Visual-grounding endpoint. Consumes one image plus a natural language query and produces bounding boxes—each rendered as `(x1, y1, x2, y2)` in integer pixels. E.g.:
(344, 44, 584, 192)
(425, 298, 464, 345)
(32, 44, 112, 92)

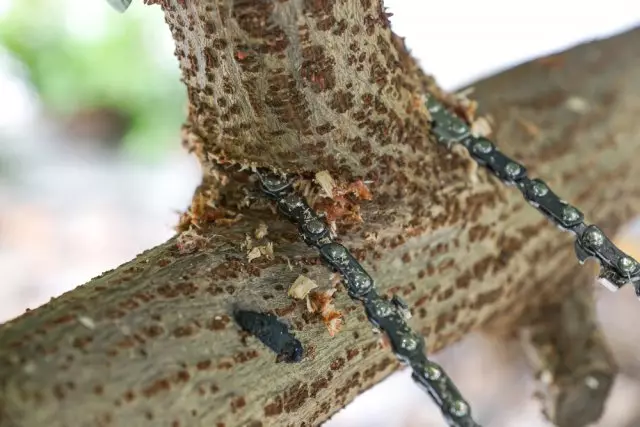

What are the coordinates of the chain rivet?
(562, 206, 581, 222)
(371, 300, 393, 317)
(305, 219, 325, 235)
(450, 400, 469, 417)
(504, 162, 521, 178)
(531, 181, 549, 197)
(583, 228, 604, 248)
(424, 364, 442, 380)
(400, 335, 418, 351)
(585, 376, 600, 390)
(325, 243, 348, 263)
(472, 139, 492, 154)
(351, 272, 373, 293)
(281, 194, 303, 210)
(618, 256, 637, 273)
(450, 121, 468, 135)
(263, 175, 285, 188)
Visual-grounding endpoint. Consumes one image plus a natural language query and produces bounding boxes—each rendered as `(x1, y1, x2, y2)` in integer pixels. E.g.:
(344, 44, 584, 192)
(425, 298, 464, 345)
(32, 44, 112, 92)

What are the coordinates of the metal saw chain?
(426, 95, 640, 297)
(257, 172, 481, 427)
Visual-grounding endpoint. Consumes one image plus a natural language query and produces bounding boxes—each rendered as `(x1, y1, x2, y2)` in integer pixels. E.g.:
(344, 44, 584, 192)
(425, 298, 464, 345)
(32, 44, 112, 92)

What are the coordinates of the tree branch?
(1, 1, 639, 424)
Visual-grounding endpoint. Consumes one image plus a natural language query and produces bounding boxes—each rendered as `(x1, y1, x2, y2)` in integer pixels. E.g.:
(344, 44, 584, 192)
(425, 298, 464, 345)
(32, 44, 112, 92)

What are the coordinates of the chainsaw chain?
(426, 95, 640, 297)
(257, 171, 481, 427)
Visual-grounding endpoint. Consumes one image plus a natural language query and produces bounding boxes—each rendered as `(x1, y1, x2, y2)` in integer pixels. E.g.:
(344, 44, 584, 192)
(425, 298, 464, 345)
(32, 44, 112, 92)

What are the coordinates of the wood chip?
(471, 116, 493, 137)
(315, 170, 336, 198)
(254, 222, 268, 239)
(176, 228, 207, 254)
(307, 289, 343, 337)
(288, 275, 318, 300)
(247, 247, 262, 262)
(565, 96, 590, 114)
(247, 242, 274, 262)
(516, 117, 541, 138)
(77, 316, 96, 330)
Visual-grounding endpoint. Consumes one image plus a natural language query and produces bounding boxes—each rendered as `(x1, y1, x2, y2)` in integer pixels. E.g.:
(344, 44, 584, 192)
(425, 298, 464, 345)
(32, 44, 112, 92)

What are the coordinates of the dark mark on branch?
(233, 309, 303, 363)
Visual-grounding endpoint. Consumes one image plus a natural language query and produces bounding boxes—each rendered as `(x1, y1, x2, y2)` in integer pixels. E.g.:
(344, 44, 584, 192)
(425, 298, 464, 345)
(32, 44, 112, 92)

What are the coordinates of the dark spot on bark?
(310, 377, 329, 398)
(264, 396, 283, 416)
(329, 90, 354, 113)
(233, 0, 288, 51)
(209, 315, 230, 330)
(301, 45, 335, 92)
(231, 396, 246, 413)
(142, 378, 171, 398)
(346, 348, 359, 360)
(283, 382, 309, 413)
(173, 325, 194, 337)
(197, 360, 212, 370)
(330, 357, 345, 370)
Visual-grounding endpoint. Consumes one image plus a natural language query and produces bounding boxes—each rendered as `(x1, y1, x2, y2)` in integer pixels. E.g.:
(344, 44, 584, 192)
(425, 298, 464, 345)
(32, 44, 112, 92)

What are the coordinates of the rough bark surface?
(0, 0, 639, 425)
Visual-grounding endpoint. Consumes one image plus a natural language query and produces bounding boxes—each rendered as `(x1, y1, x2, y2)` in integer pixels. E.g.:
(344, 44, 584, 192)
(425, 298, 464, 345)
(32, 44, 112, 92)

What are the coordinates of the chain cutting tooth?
(467, 136, 527, 184)
(391, 294, 412, 319)
(575, 225, 640, 291)
(426, 96, 471, 148)
(519, 178, 584, 230)
(257, 171, 293, 198)
(411, 360, 478, 427)
(319, 242, 375, 299)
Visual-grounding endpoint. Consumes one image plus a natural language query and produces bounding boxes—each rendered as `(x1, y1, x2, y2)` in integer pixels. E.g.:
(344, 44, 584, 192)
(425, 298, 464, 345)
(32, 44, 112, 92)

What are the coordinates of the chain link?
(426, 95, 640, 296)
(257, 171, 481, 427)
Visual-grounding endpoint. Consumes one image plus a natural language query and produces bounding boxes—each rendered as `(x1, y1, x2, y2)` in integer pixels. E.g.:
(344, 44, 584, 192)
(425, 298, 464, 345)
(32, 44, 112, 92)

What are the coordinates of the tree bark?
(1, 0, 639, 425)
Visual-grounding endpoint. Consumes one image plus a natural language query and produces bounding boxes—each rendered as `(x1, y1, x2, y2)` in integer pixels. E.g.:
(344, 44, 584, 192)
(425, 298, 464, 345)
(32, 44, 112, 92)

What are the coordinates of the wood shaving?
(450, 87, 478, 123)
(471, 116, 493, 137)
(379, 333, 391, 350)
(242, 234, 253, 251)
(329, 273, 343, 288)
(247, 242, 273, 262)
(565, 96, 590, 114)
(288, 275, 318, 300)
(336, 180, 372, 201)
(315, 170, 336, 198)
(176, 228, 207, 254)
(254, 222, 268, 239)
(77, 316, 95, 330)
(307, 289, 343, 337)
(247, 247, 262, 262)
(363, 231, 379, 242)
(517, 117, 541, 138)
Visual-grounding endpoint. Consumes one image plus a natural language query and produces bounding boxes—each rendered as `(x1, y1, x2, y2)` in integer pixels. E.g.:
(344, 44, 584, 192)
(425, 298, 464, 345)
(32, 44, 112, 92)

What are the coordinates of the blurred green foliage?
(0, 0, 186, 157)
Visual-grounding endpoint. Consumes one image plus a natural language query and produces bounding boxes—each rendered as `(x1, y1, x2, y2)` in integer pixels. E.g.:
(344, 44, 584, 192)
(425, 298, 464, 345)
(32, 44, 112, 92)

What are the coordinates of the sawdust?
(176, 228, 208, 254)
(307, 289, 343, 337)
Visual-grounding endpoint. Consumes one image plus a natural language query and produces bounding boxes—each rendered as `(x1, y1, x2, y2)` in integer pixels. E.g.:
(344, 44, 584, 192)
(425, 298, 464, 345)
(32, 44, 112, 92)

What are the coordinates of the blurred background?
(0, 0, 639, 426)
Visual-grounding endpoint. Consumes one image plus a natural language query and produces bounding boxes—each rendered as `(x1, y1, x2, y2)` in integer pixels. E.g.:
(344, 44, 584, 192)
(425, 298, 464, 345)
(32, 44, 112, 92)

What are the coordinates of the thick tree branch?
(1, 1, 639, 425)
